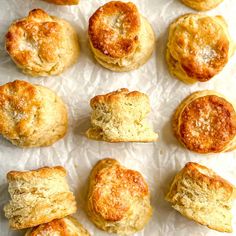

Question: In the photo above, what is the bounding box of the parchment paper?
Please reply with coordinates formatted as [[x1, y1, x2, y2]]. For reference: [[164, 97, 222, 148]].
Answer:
[[1, 0, 236, 235]]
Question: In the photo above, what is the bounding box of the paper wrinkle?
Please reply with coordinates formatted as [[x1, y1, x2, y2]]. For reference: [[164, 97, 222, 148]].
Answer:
[[0, 0, 236, 235]]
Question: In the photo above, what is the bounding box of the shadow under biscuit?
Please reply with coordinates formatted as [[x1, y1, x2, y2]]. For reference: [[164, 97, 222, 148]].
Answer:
[[73, 116, 91, 137], [160, 121, 179, 146]]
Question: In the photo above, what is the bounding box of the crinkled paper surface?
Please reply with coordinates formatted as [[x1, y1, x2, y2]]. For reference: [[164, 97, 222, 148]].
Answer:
[[1, 0, 236, 235]]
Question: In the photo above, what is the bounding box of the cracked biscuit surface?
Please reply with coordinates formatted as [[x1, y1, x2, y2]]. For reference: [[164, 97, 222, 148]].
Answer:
[[166, 162, 236, 233], [4, 166, 77, 230], [25, 216, 90, 236], [173, 90, 236, 153], [0, 80, 68, 147], [5, 9, 80, 76], [181, 0, 224, 11], [88, 1, 155, 72], [86, 88, 158, 142], [87, 158, 152, 235], [166, 14, 234, 84]]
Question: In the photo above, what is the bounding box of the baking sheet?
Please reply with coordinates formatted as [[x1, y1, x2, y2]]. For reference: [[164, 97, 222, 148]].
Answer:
[[1, 0, 236, 235]]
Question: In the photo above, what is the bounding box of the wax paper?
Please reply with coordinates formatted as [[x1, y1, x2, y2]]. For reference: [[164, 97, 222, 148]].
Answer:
[[1, 0, 236, 235]]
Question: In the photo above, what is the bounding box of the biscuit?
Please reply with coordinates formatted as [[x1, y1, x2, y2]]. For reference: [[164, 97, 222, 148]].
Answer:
[[166, 14, 234, 84], [86, 88, 158, 142], [4, 166, 77, 230], [5, 9, 80, 76], [87, 158, 152, 235], [0, 80, 68, 147], [173, 90, 236, 154], [25, 216, 90, 236], [181, 0, 224, 11], [88, 1, 155, 72], [43, 0, 79, 5], [165, 162, 236, 233]]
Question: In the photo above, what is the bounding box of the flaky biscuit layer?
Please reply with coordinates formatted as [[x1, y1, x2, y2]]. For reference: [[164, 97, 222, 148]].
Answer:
[[4, 166, 77, 230], [86, 88, 158, 142], [166, 162, 236, 232]]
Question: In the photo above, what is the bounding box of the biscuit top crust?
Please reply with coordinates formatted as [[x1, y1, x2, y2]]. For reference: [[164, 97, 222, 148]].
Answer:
[[27, 217, 89, 236], [6, 9, 65, 68], [7, 166, 66, 181], [88, 1, 140, 58], [89, 158, 149, 221], [169, 14, 229, 81], [90, 88, 149, 110], [179, 94, 236, 153], [182, 162, 234, 194], [29, 218, 67, 235], [0, 80, 42, 139], [44, 0, 79, 5]]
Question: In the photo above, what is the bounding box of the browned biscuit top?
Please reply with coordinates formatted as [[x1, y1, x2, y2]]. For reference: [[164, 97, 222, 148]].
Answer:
[[178, 95, 236, 153], [44, 0, 79, 5], [6, 9, 64, 68], [7, 166, 66, 181], [183, 162, 235, 193], [169, 14, 229, 82], [89, 158, 149, 221], [28, 218, 67, 235], [90, 88, 149, 109], [88, 1, 140, 58]]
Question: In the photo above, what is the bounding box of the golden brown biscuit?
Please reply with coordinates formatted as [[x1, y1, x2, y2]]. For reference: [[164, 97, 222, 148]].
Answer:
[[86, 88, 158, 142], [43, 0, 79, 5], [181, 0, 224, 11], [88, 1, 155, 72], [5, 9, 80, 76], [173, 90, 236, 154], [25, 216, 90, 236], [165, 162, 236, 233], [0, 80, 68, 147], [87, 158, 152, 235], [166, 14, 234, 84], [4, 166, 77, 230]]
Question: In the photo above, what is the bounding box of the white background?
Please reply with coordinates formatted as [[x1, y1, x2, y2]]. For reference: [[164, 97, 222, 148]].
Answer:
[[0, 0, 236, 235]]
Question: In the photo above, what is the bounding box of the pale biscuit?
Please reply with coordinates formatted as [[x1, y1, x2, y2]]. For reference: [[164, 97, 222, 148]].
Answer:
[[43, 0, 79, 5], [4, 166, 77, 230], [88, 1, 155, 72], [166, 14, 234, 84], [0, 80, 68, 147], [87, 158, 152, 235], [86, 88, 158, 142], [166, 162, 236, 233], [25, 216, 90, 236], [181, 0, 224, 11], [5, 9, 80, 76], [173, 90, 236, 154]]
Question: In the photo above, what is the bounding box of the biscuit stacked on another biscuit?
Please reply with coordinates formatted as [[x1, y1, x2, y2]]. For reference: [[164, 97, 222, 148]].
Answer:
[[5, 9, 80, 76], [4, 166, 77, 230], [181, 0, 224, 11], [86, 88, 158, 142], [166, 14, 234, 84], [0, 80, 68, 147], [173, 90, 236, 153], [25, 216, 90, 236], [87, 158, 152, 235], [88, 1, 155, 72], [166, 162, 236, 233]]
